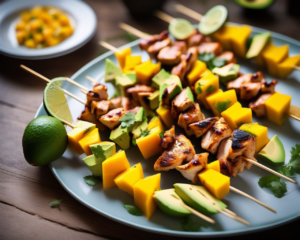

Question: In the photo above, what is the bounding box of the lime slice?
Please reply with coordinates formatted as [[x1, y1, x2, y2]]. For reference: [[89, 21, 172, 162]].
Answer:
[[198, 5, 228, 35], [44, 77, 73, 125], [169, 18, 194, 40]]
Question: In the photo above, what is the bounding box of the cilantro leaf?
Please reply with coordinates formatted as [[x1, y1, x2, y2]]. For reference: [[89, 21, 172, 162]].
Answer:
[[180, 216, 209, 232], [278, 144, 300, 177], [38, 25, 43, 33], [123, 204, 143, 216], [206, 85, 215, 94], [159, 131, 163, 139], [140, 129, 151, 138], [258, 175, 287, 198], [132, 138, 137, 146], [198, 53, 215, 63], [91, 145, 106, 159], [213, 100, 231, 114], [212, 58, 226, 68], [196, 82, 203, 94], [50, 199, 62, 208], [120, 112, 136, 129], [84, 175, 102, 186]]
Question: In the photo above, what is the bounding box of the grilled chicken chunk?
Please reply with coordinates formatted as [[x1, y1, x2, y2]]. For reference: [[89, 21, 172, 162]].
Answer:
[[171, 88, 194, 118], [126, 84, 156, 94], [178, 103, 204, 136], [110, 97, 133, 110], [261, 79, 278, 94], [160, 125, 175, 149], [157, 41, 187, 65], [90, 100, 112, 119], [188, 33, 205, 48], [78, 106, 107, 131], [189, 117, 219, 138], [93, 83, 108, 100], [154, 134, 195, 171], [86, 91, 102, 106], [201, 117, 232, 154], [230, 129, 256, 160], [240, 82, 262, 100], [176, 153, 209, 183], [216, 51, 236, 64], [147, 37, 172, 58], [139, 30, 169, 51], [99, 108, 125, 130], [198, 42, 223, 55], [249, 93, 273, 117], [127, 106, 141, 114]]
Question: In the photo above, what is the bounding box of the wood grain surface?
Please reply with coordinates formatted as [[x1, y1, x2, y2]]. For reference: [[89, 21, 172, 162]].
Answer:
[[0, 0, 299, 239]]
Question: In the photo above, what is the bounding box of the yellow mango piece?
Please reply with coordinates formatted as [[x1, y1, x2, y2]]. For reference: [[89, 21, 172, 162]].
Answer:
[[277, 55, 300, 79], [186, 60, 207, 86], [102, 150, 130, 189], [207, 161, 220, 172], [265, 92, 291, 126], [156, 104, 175, 129], [200, 69, 212, 78], [206, 89, 237, 116], [135, 60, 161, 85], [198, 169, 230, 200], [240, 123, 270, 153], [114, 163, 144, 196], [198, 89, 223, 110], [124, 55, 142, 71], [221, 102, 252, 130], [263, 44, 289, 76], [115, 48, 131, 70], [230, 25, 252, 58], [136, 126, 162, 159], [133, 173, 161, 219], [213, 25, 237, 50], [78, 128, 101, 155], [147, 116, 164, 132]]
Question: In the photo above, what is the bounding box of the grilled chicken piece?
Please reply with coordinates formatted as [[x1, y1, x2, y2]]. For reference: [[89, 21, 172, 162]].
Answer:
[[157, 41, 187, 65], [249, 93, 273, 117], [217, 137, 232, 164], [93, 83, 108, 100], [176, 153, 209, 183], [171, 47, 198, 81], [78, 106, 107, 131], [127, 106, 141, 114], [90, 100, 112, 119], [127, 84, 155, 103], [250, 71, 265, 82], [178, 103, 204, 136], [171, 88, 194, 118], [154, 134, 196, 171], [240, 82, 262, 100], [110, 96, 133, 110], [137, 92, 155, 117], [261, 79, 278, 94], [243, 141, 257, 169], [198, 42, 223, 55], [86, 91, 102, 106], [160, 125, 175, 149], [201, 117, 232, 154], [139, 30, 169, 51], [189, 117, 219, 138], [216, 51, 236, 64], [99, 108, 125, 130], [188, 33, 205, 48], [147, 37, 172, 58]]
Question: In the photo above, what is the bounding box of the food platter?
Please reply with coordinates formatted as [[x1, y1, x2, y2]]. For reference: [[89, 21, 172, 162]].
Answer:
[[35, 24, 300, 237]]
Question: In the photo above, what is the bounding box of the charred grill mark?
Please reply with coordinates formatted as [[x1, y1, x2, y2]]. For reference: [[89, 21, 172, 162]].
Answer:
[[197, 118, 216, 128], [186, 52, 192, 62], [88, 91, 99, 98], [252, 73, 258, 79], [159, 153, 175, 167], [232, 129, 251, 149], [192, 159, 200, 166]]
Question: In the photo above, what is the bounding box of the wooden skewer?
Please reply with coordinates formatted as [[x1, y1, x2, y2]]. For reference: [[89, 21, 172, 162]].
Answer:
[[80, 89, 88, 95], [180, 203, 215, 224], [65, 77, 88, 91], [20, 65, 85, 105], [293, 65, 300, 71], [99, 41, 120, 53], [175, 3, 203, 21], [86, 76, 98, 85], [154, 10, 175, 23], [289, 105, 300, 121], [218, 209, 250, 226], [242, 157, 296, 183], [119, 22, 150, 39], [63, 121, 75, 129], [230, 186, 276, 213], [223, 208, 236, 216]]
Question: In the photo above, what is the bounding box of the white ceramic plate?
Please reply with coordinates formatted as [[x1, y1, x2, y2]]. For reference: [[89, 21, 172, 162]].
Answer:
[[35, 24, 300, 237], [0, 0, 96, 60]]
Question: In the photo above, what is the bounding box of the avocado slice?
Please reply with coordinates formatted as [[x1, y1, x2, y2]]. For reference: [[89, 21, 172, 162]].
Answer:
[[115, 73, 137, 96], [212, 63, 240, 85], [104, 59, 123, 84], [110, 125, 130, 150], [148, 90, 159, 110], [160, 75, 183, 106], [134, 107, 147, 123], [246, 32, 271, 59], [235, 0, 274, 9], [154, 189, 191, 217], [152, 69, 171, 89], [174, 183, 226, 215], [131, 119, 148, 139], [258, 135, 285, 166]]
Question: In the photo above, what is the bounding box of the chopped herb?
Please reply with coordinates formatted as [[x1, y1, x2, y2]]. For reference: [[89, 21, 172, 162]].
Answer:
[[277, 144, 300, 177], [258, 175, 287, 198], [206, 85, 215, 94], [91, 145, 106, 159], [38, 25, 43, 33], [84, 175, 102, 186], [123, 204, 143, 216], [30, 16, 36, 20], [120, 112, 136, 129], [213, 100, 231, 114], [241, 129, 257, 137], [53, 14, 59, 19], [212, 58, 226, 68], [28, 33, 33, 39], [196, 82, 203, 94], [180, 216, 209, 232], [140, 129, 151, 138], [198, 53, 215, 63], [159, 131, 164, 139], [132, 138, 137, 146], [49, 199, 62, 208]]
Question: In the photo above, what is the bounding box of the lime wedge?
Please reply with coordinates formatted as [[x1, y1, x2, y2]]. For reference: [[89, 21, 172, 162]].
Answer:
[[43, 77, 73, 125], [198, 5, 228, 35], [169, 18, 194, 40]]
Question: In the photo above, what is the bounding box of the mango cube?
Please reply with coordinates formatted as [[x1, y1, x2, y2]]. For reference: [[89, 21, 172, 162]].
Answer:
[[147, 116, 164, 132], [221, 102, 252, 130], [78, 128, 101, 155], [277, 55, 300, 79], [206, 160, 220, 172], [198, 89, 223, 110], [102, 150, 130, 189], [255, 44, 276, 67], [206, 89, 237, 116], [198, 169, 230, 200], [136, 126, 162, 159], [135, 60, 161, 85], [114, 163, 144, 196], [124, 55, 142, 72], [230, 25, 252, 58], [115, 48, 131, 70], [186, 60, 207, 86], [213, 25, 237, 50], [240, 123, 270, 153], [133, 173, 161, 219], [156, 104, 175, 129], [265, 92, 291, 126]]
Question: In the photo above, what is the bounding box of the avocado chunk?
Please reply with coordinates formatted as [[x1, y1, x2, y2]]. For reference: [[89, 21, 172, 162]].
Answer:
[[174, 183, 226, 215], [212, 63, 240, 85], [246, 32, 271, 59], [132, 119, 148, 139], [134, 107, 147, 123], [235, 0, 274, 9], [110, 125, 130, 150], [258, 135, 285, 166], [160, 75, 183, 106], [154, 189, 191, 217], [104, 59, 123, 84], [152, 69, 171, 89], [115, 73, 137, 96], [148, 90, 160, 110]]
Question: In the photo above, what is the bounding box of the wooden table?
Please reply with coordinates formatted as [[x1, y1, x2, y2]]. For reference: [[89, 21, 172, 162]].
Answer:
[[0, 0, 299, 239]]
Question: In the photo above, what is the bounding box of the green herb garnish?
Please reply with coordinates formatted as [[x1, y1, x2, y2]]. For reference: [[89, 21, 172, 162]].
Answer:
[[278, 144, 300, 177], [49, 199, 62, 208], [132, 138, 137, 146], [206, 85, 215, 94], [123, 204, 143, 216], [258, 176, 287, 198], [180, 216, 209, 232], [212, 58, 226, 68], [28, 33, 33, 39], [38, 25, 43, 33], [140, 129, 151, 138], [198, 53, 215, 63], [120, 112, 136, 129], [196, 82, 204, 94], [159, 131, 164, 139], [91, 145, 106, 159], [213, 100, 231, 114], [84, 175, 102, 186]]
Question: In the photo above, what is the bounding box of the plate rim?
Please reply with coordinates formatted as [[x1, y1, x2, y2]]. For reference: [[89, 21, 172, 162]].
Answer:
[[35, 23, 300, 237]]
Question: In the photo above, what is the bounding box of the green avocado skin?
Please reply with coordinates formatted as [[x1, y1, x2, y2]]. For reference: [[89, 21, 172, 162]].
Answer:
[[235, 0, 275, 9]]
